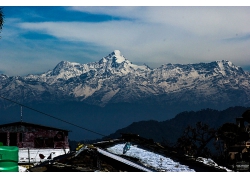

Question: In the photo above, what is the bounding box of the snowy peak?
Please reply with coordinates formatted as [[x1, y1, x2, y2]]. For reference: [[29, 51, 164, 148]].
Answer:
[[97, 50, 150, 74], [0, 74, 9, 80], [113, 49, 121, 55], [112, 50, 124, 62], [40, 50, 150, 83], [52, 61, 67, 75], [162, 60, 244, 75], [1, 50, 250, 108], [213, 60, 244, 76], [52, 61, 82, 76], [99, 50, 127, 66], [215, 60, 240, 70], [107, 50, 126, 63], [151, 60, 247, 85], [44, 60, 86, 83], [24, 53, 247, 88]]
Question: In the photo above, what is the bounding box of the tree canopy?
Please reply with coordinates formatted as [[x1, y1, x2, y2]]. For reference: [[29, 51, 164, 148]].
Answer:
[[176, 121, 216, 157], [0, 7, 4, 33]]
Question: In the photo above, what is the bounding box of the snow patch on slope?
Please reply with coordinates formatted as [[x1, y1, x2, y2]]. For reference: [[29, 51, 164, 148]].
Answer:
[[101, 88, 120, 102], [113, 50, 125, 63], [73, 85, 99, 98], [217, 61, 226, 76], [107, 143, 195, 172]]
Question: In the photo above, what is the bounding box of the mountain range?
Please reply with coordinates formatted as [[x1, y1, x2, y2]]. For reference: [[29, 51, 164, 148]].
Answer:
[[0, 50, 250, 140]]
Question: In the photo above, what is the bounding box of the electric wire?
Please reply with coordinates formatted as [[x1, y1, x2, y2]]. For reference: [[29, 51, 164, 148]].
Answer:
[[0, 95, 107, 137]]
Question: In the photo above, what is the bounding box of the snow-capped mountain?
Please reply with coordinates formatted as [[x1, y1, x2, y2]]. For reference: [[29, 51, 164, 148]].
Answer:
[[1, 50, 250, 140], [1, 50, 250, 107]]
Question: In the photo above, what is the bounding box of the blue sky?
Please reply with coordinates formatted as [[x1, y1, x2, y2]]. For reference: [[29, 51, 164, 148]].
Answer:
[[1, 4, 250, 76]]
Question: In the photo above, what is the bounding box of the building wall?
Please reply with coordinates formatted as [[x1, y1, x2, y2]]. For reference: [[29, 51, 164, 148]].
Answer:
[[0, 124, 69, 149]]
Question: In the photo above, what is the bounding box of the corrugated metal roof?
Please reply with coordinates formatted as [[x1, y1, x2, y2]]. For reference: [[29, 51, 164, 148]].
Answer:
[[97, 148, 153, 172]]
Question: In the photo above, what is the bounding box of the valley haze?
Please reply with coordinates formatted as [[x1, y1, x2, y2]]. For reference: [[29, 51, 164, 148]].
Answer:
[[0, 50, 250, 141]]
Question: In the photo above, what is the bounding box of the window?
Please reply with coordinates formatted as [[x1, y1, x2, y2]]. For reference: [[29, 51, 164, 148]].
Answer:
[[9, 133, 17, 146], [54, 132, 64, 141], [34, 137, 54, 148]]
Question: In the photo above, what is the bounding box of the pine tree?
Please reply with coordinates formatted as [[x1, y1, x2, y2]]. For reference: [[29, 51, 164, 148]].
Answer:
[[0, 7, 4, 35]]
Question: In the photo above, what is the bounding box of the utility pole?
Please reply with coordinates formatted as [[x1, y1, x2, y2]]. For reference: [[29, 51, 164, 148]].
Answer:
[[28, 148, 30, 169]]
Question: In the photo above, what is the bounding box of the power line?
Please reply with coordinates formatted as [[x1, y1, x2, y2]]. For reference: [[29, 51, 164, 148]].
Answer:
[[0, 95, 107, 137]]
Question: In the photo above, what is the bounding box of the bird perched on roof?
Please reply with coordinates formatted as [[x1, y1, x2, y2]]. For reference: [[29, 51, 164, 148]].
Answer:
[[39, 154, 45, 159]]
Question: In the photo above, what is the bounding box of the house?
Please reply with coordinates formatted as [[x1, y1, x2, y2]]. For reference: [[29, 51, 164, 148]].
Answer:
[[226, 110, 250, 171], [0, 121, 70, 164], [27, 133, 229, 172]]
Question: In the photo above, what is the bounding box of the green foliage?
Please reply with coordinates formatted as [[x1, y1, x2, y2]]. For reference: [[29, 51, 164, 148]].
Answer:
[[217, 123, 240, 146], [217, 122, 249, 147]]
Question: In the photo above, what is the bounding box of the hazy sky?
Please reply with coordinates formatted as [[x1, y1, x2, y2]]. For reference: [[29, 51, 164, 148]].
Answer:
[[1, 4, 250, 76]]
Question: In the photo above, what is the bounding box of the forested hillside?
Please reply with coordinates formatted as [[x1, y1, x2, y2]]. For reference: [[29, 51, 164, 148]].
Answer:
[[105, 106, 250, 144]]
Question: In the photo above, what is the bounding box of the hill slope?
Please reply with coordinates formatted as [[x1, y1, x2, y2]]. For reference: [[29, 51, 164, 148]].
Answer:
[[105, 106, 250, 144]]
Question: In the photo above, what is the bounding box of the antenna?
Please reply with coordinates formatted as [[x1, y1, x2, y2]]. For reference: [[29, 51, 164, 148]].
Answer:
[[20, 105, 23, 122]]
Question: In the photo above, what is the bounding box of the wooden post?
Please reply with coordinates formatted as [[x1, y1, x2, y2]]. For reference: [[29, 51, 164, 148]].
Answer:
[[28, 148, 30, 168], [17, 133, 19, 146], [7, 132, 10, 146], [234, 158, 237, 172]]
